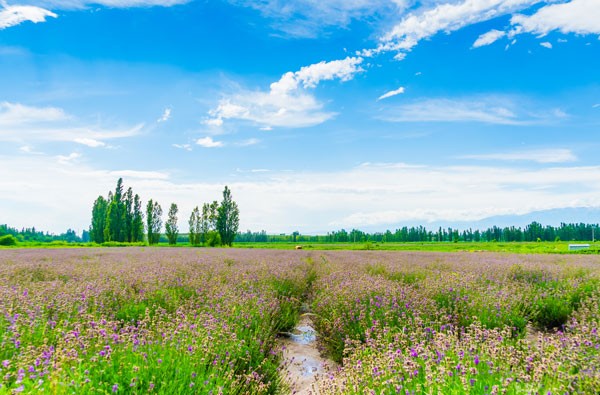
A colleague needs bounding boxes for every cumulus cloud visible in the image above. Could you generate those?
[473,29,506,48]
[460,148,577,163]
[207,57,363,129]
[511,0,600,36]
[378,96,566,125]
[0,3,57,29]
[196,136,224,148]
[377,86,405,101]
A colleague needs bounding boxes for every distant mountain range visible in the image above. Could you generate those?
[363,207,600,233]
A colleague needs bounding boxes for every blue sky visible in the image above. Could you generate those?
[0,0,599,234]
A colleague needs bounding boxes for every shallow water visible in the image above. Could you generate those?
[280,314,337,394]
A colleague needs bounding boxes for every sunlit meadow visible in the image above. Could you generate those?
[1,248,599,394]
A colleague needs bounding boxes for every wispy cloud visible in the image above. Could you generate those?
[367,0,538,57]
[172,143,192,151]
[472,29,506,48]
[56,152,81,165]
[207,57,363,129]
[377,86,405,101]
[0,101,67,124]
[0,101,143,145]
[378,96,567,125]
[460,148,577,164]
[196,136,224,148]
[227,0,406,38]
[4,154,600,233]
[157,108,171,123]
[19,0,189,10]
[540,42,552,49]
[0,3,57,30]
[74,138,106,148]
[235,138,260,147]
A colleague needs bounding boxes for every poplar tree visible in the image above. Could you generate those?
[132,194,144,242]
[146,200,163,245]
[165,203,179,245]
[124,187,134,242]
[216,186,240,247]
[188,206,200,246]
[105,178,126,242]
[90,196,108,243]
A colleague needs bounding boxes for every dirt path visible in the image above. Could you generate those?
[279,313,338,394]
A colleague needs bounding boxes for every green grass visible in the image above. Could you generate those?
[235,241,600,254]
[4,240,600,254]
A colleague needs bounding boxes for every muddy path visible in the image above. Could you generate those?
[279,313,338,394]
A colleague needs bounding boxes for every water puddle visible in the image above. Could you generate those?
[280,314,337,394]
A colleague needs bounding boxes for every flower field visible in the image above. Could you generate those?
[1,248,599,394]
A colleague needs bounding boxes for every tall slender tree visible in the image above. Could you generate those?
[165,203,179,245]
[217,186,240,247]
[132,194,144,242]
[105,178,126,242]
[124,187,134,242]
[188,206,200,246]
[90,196,108,243]
[146,200,163,245]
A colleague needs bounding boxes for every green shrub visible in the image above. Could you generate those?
[206,231,222,247]
[0,234,17,246]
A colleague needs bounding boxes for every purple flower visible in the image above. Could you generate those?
[1,360,9,368]
[112,383,118,393]
[474,355,480,365]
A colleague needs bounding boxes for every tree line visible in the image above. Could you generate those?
[89,179,239,246]
[235,221,600,243]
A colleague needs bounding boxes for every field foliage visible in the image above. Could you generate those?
[0,249,599,394]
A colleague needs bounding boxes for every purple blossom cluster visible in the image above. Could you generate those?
[308,251,600,394]
[0,248,311,394]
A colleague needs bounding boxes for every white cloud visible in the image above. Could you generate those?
[227,0,407,38]
[17,0,189,9]
[56,152,81,164]
[172,143,192,151]
[0,3,57,29]
[540,41,552,49]
[460,148,577,163]
[207,57,363,129]
[377,86,405,101]
[473,29,506,48]
[378,96,567,125]
[196,136,224,148]
[3,155,600,234]
[235,138,260,147]
[74,138,106,147]
[0,101,143,145]
[511,0,600,36]
[157,108,171,123]
[372,0,538,57]
[0,101,67,124]
[109,169,169,179]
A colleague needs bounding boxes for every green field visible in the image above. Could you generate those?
[3,240,600,254]
[234,241,600,254]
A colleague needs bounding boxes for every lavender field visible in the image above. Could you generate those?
[1,248,599,394]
